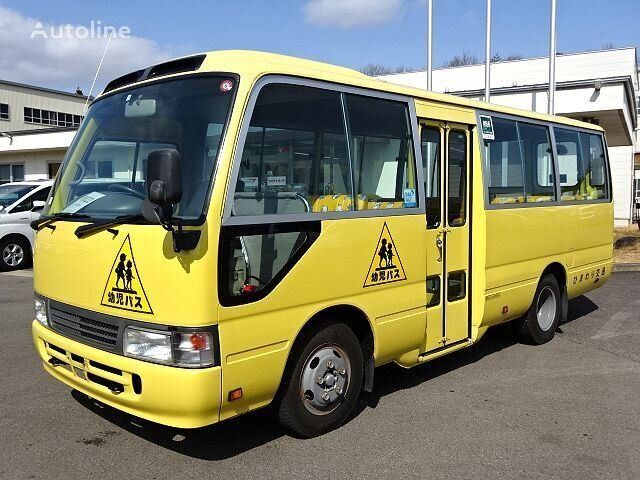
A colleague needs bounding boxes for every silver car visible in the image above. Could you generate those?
[0,181,53,271]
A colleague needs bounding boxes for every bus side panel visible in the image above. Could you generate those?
[483,206,568,326]
[565,202,613,297]
[482,201,613,327]
[217,215,426,420]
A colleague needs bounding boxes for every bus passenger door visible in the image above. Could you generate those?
[420,122,470,353]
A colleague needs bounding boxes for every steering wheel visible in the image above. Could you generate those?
[108,183,146,199]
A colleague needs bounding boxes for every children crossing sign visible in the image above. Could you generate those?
[100,235,153,314]
[363,223,407,288]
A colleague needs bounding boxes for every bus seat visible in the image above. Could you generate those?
[355,194,403,210]
[312,194,353,212]
[233,191,309,216]
[526,195,553,203]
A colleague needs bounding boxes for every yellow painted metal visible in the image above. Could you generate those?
[32,50,612,428]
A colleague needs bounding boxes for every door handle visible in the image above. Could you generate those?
[435,235,443,262]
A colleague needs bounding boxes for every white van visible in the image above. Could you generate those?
[0,180,53,271]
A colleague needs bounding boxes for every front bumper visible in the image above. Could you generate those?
[32,320,222,428]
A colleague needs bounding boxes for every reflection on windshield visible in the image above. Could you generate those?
[0,184,37,209]
[49,76,236,221]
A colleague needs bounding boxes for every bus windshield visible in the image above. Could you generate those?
[48,76,236,222]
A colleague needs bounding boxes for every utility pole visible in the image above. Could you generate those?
[427,0,433,91]
[548,0,557,114]
[484,0,492,102]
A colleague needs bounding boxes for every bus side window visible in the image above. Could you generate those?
[232,83,351,215]
[344,94,417,210]
[580,132,608,200]
[554,127,584,201]
[421,127,440,228]
[486,117,524,204]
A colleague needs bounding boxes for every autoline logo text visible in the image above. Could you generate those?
[30,20,131,39]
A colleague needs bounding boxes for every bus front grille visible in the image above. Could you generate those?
[49,307,120,348]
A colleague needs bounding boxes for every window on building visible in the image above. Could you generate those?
[0,163,25,184]
[48,162,61,179]
[24,107,83,127]
[0,103,9,120]
[421,127,441,228]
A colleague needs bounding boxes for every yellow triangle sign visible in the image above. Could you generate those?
[100,234,153,314]
[363,222,407,288]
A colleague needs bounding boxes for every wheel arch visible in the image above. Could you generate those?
[539,261,568,322]
[276,304,376,402]
[0,232,33,251]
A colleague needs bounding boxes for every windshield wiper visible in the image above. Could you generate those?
[31,212,91,231]
[74,213,147,238]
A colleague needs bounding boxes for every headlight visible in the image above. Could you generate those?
[123,326,215,368]
[34,297,48,327]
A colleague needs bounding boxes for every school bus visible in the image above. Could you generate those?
[31,51,613,437]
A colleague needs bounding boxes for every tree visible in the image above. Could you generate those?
[444,51,479,67]
[360,64,413,76]
[601,42,615,50]
[491,52,502,62]
[505,54,523,61]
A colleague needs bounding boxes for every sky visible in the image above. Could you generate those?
[0,0,638,94]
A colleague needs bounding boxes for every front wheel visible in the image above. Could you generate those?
[276,322,364,438]
[518,274,562,344]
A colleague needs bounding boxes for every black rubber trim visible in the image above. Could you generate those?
[218,220,322,307]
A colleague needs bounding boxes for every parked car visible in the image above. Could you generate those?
[0,180,53,271]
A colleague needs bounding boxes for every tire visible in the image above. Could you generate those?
[275,322,364,438]
[518,274,562,344]
[0,236,32,272]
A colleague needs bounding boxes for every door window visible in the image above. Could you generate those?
[447,130,467,227]
[421,127,441,228]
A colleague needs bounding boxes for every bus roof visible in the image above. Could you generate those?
[105,50,604,132]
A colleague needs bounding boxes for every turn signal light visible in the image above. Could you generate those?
[228,388,243,401]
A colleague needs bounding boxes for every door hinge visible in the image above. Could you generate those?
[438,337,450,346]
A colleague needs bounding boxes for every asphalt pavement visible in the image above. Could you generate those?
[1,270,639,480]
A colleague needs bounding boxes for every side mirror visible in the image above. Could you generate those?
[31,200,46,212]
[146,149,182,224]
[143,148,200,253]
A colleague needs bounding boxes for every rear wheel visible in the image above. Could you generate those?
[276,322,364,438]
[0,237,31,272]
[518,274,562,344]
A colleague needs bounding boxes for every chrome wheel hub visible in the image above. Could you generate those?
[536,286,557,332]
[300,344,350,415]
[2,243,24,267]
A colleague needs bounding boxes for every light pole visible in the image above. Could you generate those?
[484,0,492,102]
[427,0,433,91]
[548,0,557,114]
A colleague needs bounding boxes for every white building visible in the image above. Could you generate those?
[379,47,639,226]
[0,79,88,183]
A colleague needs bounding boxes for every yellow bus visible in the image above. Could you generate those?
[31,51,613,437]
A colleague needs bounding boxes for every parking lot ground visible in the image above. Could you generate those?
[1,272,639,480]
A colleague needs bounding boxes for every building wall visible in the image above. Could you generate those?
[0,149,67,181]
[609,146,635,226]
[0,82,87,133]
[382,48,639,94]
